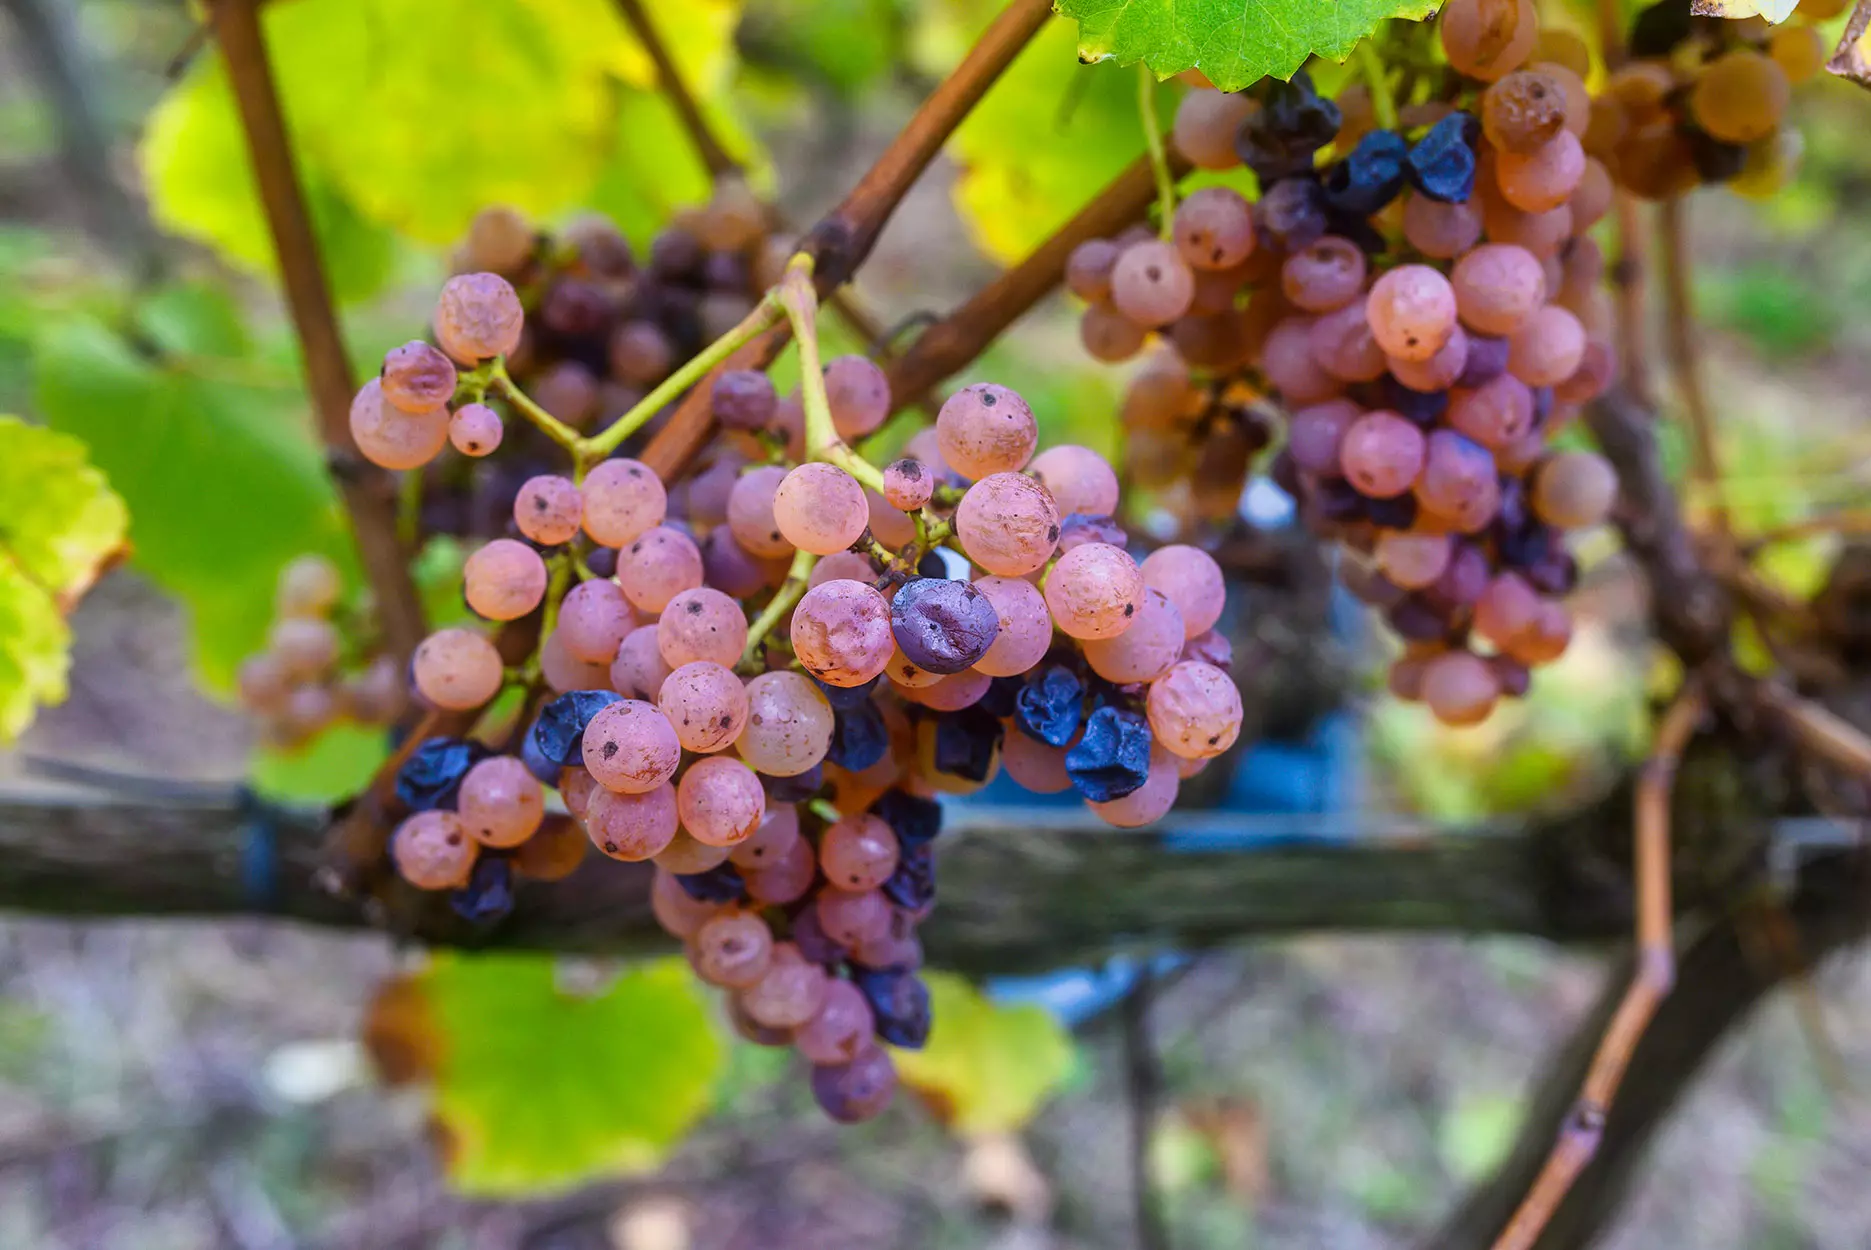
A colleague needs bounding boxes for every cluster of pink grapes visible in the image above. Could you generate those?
[234,554,404,748]
[1067,7,1625,727]
[343,253,1249,1119]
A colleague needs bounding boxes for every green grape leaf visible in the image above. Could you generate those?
[1056,0,1442,92]
[0,416,129,741]
[250,723,392,804]
[892,973,1077,1135]
[375,954,725,1196]
[739,0,904,96]
[950,20,1177,263]
[31,304,347,688]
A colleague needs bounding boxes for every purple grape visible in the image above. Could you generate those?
[889,577,999,675]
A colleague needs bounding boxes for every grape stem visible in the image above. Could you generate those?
[539,550,574,650]
[738,547,817,673]
[610,0,742,178]
[1356,37,1399,132]
[776,256,890,496]
[806,798,844,824]
[1138,64,1176,240]
[489,359,582,452]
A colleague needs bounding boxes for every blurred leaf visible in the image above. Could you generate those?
[1693,0,1797,21]
[950,24,1175,263]
[739,0,904,95]
[251,722,392,803]
[413,954,725,1196]
[0,416,130,741]
[414,535,476,629]
[1700,265,1839,359]
[893,973,1075,1134]
[1440,1090,1522,1181]
[1057,1,1441,92]
[31,305,347,688]
[587,92,730,250]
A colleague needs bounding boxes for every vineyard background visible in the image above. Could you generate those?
[3,0,1871,1247]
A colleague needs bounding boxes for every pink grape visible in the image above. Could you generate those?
[581,699,681,794]
[541,629,612,693]
[1416,431,1502,533]
[1028,444,1120,518]
[741,944,830,1030]
[1173,88,1255,169]
[412,628,502,710]
[1140,544,1226,637]
[609,625,672,700]
[791,580,894,687]
[1045,542,1144,641]
[1081,304,1146,361]
[270,616,339,678]
[1422,650,1501,726]
[513,475,582,545]
[392,811,476,889]
[456,755,545,848]
[1146,661,1243,760]
[810,552,880,588]
[1286,399,1362,474]
[736,671,833,776]
[1181,628,1232,670]
[712,369,777,431]
[275,554,342,618]
[651,866,723,938]
[677,755,766,846]
[1281,236,1367,312]
[811,1047,898,1123]
[557,578,636,664]
[658,587,748,669]
[1375,531,1454,589]
[971,575,1052,677]
[1402,194,1483,258]
[1066,238,1121,303]
[702,528,784,599]
[1172,186,1257,271]
[936,384,1038,480]
[581,458,667,547]
[657,661,749,753]
[774,463,869,556]
[726,464,793,558]
[448,403,503,457]
[1308,303,1388,383]
[1089,745,1181,827]
[1084,587,1185,683]
[653,828,732,874]
[1474,572,1541,648]
[1366,265,1458,362]
[818,813,901,891]
[1495,130,1586,213]
[1507,305,1587,387]
[814,887,893,946]
[1111,238,1196,327]
[1000,728,1073,794]
[609,320,672,386]
[794,979,877,1065]
[1261,316,1343,405]
[434,272,524,364]
[615,526,705,614]
[909,668,992,713]
[693,910,774,989]
[1448,373,1536,449]
[381,340,457,412]
[824,355,892,442]
[868,487,917,549]
[743,835,817,905]
[882,458,934,512]
[1339,411,1427,499]
[558,766,599,821]
[1532,451,1618,527]
[1389,324,1471,393]
[350,379,448,470]
[515,816,587,882]
[955,473,1062,577]
[729,803,800,869]
[1451,244,1546,336]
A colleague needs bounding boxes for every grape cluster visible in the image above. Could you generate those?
[1588,0,1830,200]
[1066,4,1662,726]
[234,554,404,748]
[360,255,1246,1117]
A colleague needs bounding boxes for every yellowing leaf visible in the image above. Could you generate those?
[0,416,128,741]
[1058,0,1442,92]
[951,21,1175,263]
[893,973,1076,1135]
[1690,0,1798,23]
[403,954,725,1197]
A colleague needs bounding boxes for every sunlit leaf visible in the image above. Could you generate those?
[1691,0,1798,23]
[362,954,726,1196]
[0,416,129,741]
[893,972,1076,1135]
[1056,0,1442,92]
[251,722,392,803]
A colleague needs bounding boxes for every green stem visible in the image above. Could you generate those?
[1356,38,1399,132]
[575,291,785,468]
[738,547,817,673]
[1139,64,1176,240]
[539,552,573,646]
[807,798,843,824]
[396,463,422,550]
[863,535,900,567]
[489,360,581,452]
[776,258,889,495]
